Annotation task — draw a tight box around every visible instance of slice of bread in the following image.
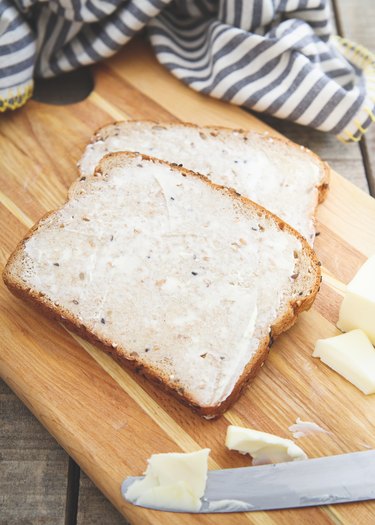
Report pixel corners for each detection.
[3,153,321,418]
[79,121,329,245]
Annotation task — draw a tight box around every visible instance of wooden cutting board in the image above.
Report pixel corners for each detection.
[1,37,375,525]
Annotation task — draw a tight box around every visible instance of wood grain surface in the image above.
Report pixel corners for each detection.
[1,17,375,525]
[333,0,375,196]
[0,381,68,525]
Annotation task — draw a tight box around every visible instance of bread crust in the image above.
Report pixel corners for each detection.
[3,152,321,418]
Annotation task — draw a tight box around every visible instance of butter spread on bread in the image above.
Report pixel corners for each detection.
[3,153,321,417]
[79,121,329,244]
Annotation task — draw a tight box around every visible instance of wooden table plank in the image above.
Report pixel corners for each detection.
[334,0,375,62]
[77,471,128,525]
[0,380,68,525]
[333,0,375,195]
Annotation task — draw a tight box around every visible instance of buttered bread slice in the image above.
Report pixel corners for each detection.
[79,121,329,244]
[4,153,321,417]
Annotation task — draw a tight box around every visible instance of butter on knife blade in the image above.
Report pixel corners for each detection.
[122,450,375,513]
[124,449,210,512]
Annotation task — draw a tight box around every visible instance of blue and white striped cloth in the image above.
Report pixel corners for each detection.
[1,0,375,141]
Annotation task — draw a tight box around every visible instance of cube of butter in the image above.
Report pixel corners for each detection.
[337,255,375,344]
[313,329,375,394]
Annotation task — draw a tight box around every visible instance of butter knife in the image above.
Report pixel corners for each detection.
[121,450,375,513]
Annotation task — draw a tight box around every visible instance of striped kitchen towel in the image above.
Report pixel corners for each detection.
[1,0,374,141]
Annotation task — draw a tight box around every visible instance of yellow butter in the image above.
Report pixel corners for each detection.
[337,255,375,344]
[313,329,375,394]
[125,449,210,512]
[134,481,201,511]
[225,425,307,465]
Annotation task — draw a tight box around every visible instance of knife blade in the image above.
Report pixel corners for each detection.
[121,450,375,513]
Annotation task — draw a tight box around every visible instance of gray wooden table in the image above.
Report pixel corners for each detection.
[1,1,374,523]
